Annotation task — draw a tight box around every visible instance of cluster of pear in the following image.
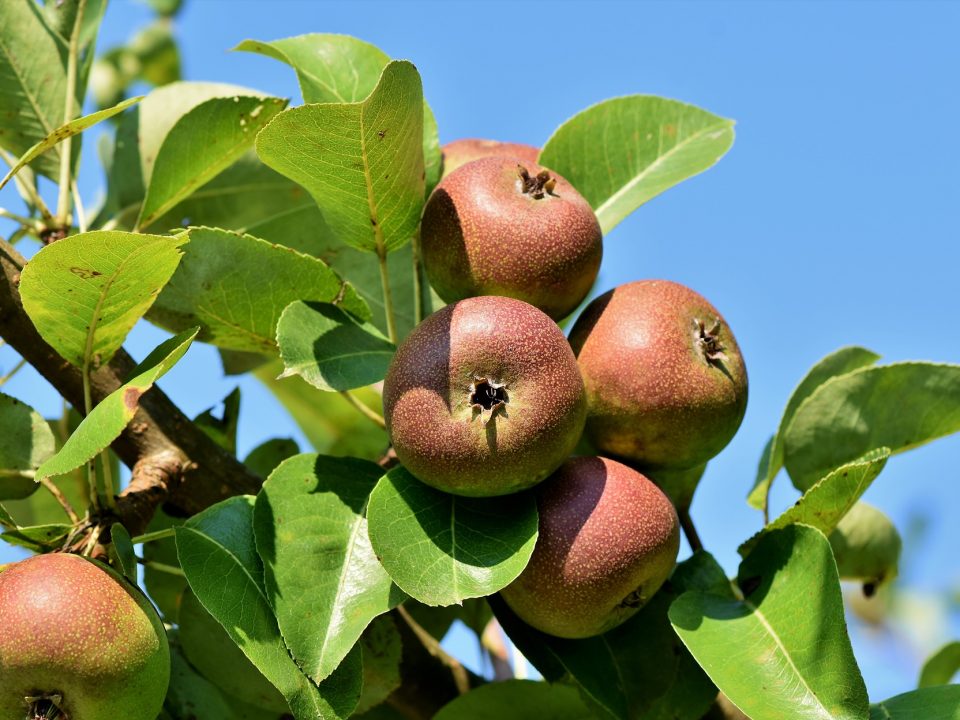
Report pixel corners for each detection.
[385,139,748,639]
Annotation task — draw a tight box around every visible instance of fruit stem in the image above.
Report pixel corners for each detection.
[130,527,176,545]
[56,0,88,227]
[340,390,387,430]
[80,366,101,513]
[0,147,55,223]
[377,246,399,344]
[137,558,186,577]
[411,230,425,325]
[396,605,472,694]
[678,506,704,553]
[0,357,27,386]
[39,477,80,524]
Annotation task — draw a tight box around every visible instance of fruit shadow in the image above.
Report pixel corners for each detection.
[423,188,472,323]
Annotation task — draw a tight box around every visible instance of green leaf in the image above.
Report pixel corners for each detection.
[784,362,960,491]
[0,503,15,529]
[108,522,137,582]
[176,496,362,720]
[739,448,890,557]
[235,33,441,202]
[141,509,185,621]
[148,226,368,353]
[368,466,538,606]
[110,80,268,213]
[166,637,252,720]
[869,686,960,719]
[0,0,68,179]
[166,633,289,720]
[254,362,388,460]
[434,681,595,720]
[137,95,287,229]
[539,96,734,235]
[19,230,188,367]
[829,501,901,586]
[135,150,429,341]
[179,587,288,713]
[670,525,868,720]
[0,95,142,192]
[919,642,960,689]
[277,301,394,392]
[35,328,197,480]
[0,522,71,552]
[489,594,625,719]
[748,347,881,510]
[234,34,390,104]
[243,437,299,478]
[194,387,241,454]
[135,149,335,243]
[254,454,405,683]
[0,392,55,500]
[356,614,403,715]
[323,242,439,342]
[256,61,425,253]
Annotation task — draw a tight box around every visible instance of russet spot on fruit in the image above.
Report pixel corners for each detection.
[569,280,748,473]
[383,296,586,497]
[421,156,603,321]
[440,138,540,178]
[501,456,680,638]
[0,553,169,720]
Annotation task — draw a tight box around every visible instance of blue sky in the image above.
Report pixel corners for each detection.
[1,0,958,703]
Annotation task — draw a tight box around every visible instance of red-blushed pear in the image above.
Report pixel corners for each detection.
[383,296,586,497]
[569,280,748,474]
[0,553,169,720]
[441,138,540,177]
[421,157,603,321]
[501,456,680,638]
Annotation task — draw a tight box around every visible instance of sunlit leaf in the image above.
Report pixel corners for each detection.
[539,96,734,235]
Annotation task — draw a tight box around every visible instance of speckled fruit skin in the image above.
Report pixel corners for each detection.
[441,138,540,177]
[383,296,586,497]
[501,456,680,638]
[0,553,169,720]
[569,280,748,471]
[421,156,603,321]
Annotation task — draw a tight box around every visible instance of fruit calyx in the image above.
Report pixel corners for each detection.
[26,693,65,720]
[469,376,509,422]
[693,318,729,365]
[517,164,557,199]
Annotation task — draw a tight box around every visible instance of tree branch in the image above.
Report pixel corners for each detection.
[0,240,262,535]
[1,240,479,712]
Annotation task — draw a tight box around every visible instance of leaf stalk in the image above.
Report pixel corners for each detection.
[56,0,88,226]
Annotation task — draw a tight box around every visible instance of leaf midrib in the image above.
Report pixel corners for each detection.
[316,497,369,675]
[179,526,268,603]
[743,597,834,719]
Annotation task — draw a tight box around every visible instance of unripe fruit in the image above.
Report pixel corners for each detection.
[383,296,586,497]
[421,157,603,321]
[828,501,901,595]
[501,456,680,638]
[569,280,747,471]
[441,138,540,177]
[0,553,170,720]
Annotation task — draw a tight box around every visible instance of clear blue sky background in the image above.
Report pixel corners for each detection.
[1,0,958,704]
